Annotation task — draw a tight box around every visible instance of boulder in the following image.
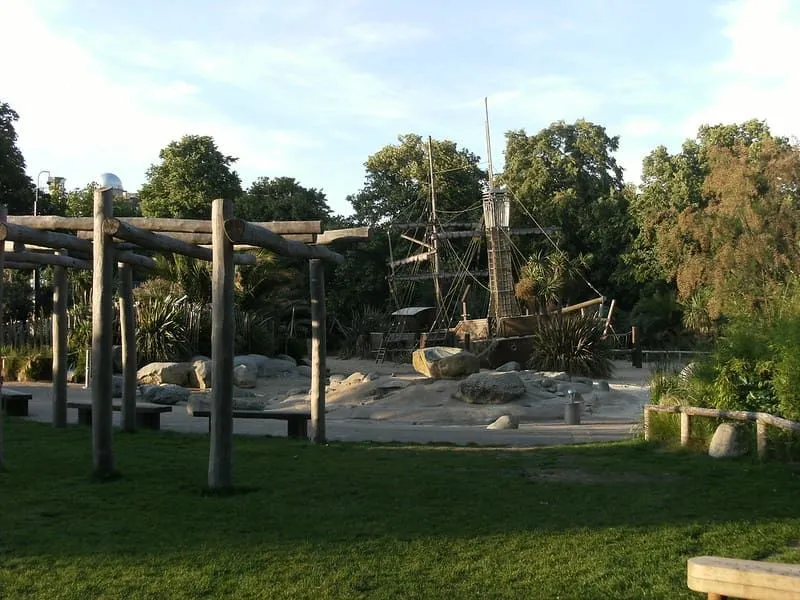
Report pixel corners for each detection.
[140,383,191,405]
[342,372,367,386]
[709,423,749,459]
[412,347,480,380]
[112,345,123,373]
[495,361,521,372]
[593,380,610,392]
[275,354,297,366]
[378,379,411,391]
[111,375,124,398]
[188,393,267,412]
[241,354,297,377]
[457,372,526,404]
[296,365,312,378]
[487,414,519,430]
[137,362,193,386]
[189,359,213,389]
[233,364,258,388]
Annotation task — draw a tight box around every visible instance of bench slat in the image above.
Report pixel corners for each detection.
[688,556,800,599]
[67,400,172,413]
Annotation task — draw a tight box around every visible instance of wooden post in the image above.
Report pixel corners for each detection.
[51,250,68,428]
[309,258,326,444]
[118,262,136,433]
[643,406,651,441]
[91,187,116,479]
[0,205,6,471]
[756,420,768,461]
[680,411,691,447]
[209,198,235,490]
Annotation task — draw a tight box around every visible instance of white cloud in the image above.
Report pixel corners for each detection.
[683,0,800,139]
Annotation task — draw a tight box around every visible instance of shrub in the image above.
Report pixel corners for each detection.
[234,308,274,356]
[526,313,613,378]
[135,294,189,364]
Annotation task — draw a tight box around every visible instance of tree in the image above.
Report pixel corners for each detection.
[629,120,800,320]
[500,120,635,305]
[349,134,486,225]
[0,101,34,214]
[54,183,138,217]
[139,135,242,219]
[238,177,332,223]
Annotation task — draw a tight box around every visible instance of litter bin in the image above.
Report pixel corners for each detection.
[564,390,583,425]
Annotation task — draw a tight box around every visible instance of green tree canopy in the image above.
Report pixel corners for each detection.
[348,134,486,225]
[139,135,242,219]
[0,101,34,214]
[49,182,139,217]
[500,119,635,304]
[238,176,332,223]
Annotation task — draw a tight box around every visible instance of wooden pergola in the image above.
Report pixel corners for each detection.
[0,189,369,489]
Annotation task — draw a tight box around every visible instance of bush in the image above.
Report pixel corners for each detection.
[526,313,613,378]
[135,294,189,364]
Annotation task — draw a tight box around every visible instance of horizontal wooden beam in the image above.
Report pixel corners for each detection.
[0,222,92,253]
[435,227,557,239]
[79,230,317,245]
[5,251,91,270]
[4,261,39,270]
[316,227,371,245]
[389,251,435,268]
[390,222,477,229]
[224,219,344,264]
[390,270,489,282]
[116,250,157,270]
[8,215,322,234]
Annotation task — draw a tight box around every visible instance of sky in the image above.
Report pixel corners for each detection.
[2,0,799,215]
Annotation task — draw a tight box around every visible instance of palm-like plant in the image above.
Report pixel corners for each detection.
[515,250,588,313]
[527,313,613,378]
[135,294,189,364]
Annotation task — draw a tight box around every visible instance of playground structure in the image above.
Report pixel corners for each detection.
[0,189,369,488]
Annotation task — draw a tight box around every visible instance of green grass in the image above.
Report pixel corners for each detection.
[1,421,799,599]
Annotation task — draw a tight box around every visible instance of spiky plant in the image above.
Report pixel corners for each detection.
[234,307,275,356]
[527,313,613,378]
[135,294,189,364]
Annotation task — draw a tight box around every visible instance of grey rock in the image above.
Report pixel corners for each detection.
[495,361,522,372]
[141,383,191,405]
[187,393,267,412]
[593,380,610,392]
[487,414,519,430]
[137,362,193,386]
[233,364,257,388]
[299,358,312,367]
[189,359,213,389]
[111,375,124,398]
[241,354,297,377]
[296,365,312,377]
[363,372,380,382]
[112,345,123,373]
[457,372,526,404]
[378,379,411,390]
[709,423,749,458]
[275,354,297,366]
[342,372,367,386]
[412,346,480,380]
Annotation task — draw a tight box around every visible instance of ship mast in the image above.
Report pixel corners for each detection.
[427,135,444,317]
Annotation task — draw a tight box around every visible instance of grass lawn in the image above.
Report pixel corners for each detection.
[0,420,798,599]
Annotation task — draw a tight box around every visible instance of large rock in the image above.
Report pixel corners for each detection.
[137,362,193,386]
[188,393,268,412]
[140,383,191,405]
[239,354,297,378]
[234,364,258,388]
[457,372,526,404]
[112,375,124,398]
[709,423,749,458]
[112,345,123,373]
[189,359,213,389]
[487,414,519,430]
[412,347,480,380]
[495,361,521,372]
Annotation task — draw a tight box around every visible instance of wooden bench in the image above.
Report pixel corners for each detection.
[67,400,172,430]
[1,389,34,417]
[688,555,800,599]
[187,407,311,439]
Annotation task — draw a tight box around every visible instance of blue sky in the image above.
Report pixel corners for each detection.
[2,0,799,215]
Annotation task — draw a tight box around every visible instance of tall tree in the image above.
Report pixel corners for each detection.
[0,102,34,214]
[55,182,138,217]
[349,134,486,225]
[500,120,635,304]
[238,177,332,223]
[139,135,242,219]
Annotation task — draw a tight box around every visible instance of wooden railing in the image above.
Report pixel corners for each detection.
[644,404,800,460]
[687,555,800,599]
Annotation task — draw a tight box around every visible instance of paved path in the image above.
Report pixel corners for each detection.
[9,382,640,447]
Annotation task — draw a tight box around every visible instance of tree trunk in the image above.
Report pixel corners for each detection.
[208,198,235,490]
[52,252,68,428]
[91,188,116,479]
[0,206,6,471]
[309,259,326,444]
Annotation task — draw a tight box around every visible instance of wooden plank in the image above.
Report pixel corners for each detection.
[209,198,235,491]
[5,250,91,270]
[309,258,326,444]
[389,251,435,268]
[435,226,557,239]
[400,233,434,250]
[390,270,489,282]
[224,219,345,264]
[82,231,317,245]
[91,187,116,479]
[0,222,92,253]
[687,556,800,599]
[316,227,371,245]
[8,215,323,235]
[3,261,39,270]
[51,251,68,428]
[390,222,478,229]
[118,262,137,433]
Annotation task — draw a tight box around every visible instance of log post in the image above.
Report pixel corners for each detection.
[51,250,68,428]
[118,262,136,433]
[209,198,235,490]
[756,420,768,461]
[643,406,651,441]
[0,205,6,471]
[309,258,326,444]
[91,187,116,478]
[680,411,691,447]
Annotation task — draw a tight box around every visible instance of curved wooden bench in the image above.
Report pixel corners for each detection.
[688,555,800,599]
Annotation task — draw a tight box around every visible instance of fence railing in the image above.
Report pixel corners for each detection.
[643,404,800,459]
